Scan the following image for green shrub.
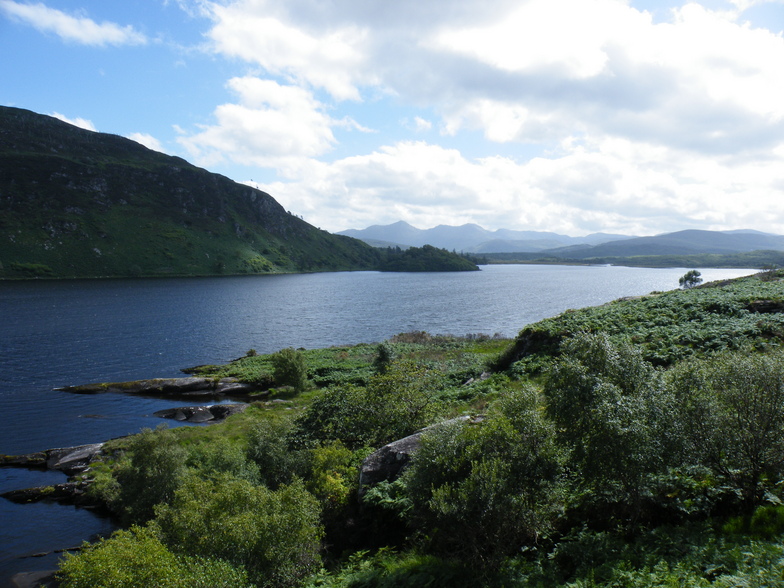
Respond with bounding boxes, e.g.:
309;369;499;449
246;418;309;489
111;426;188;525
294;360;440;449
401;386;563;567
669;349;784;507
272;347;309;392
543;333;677;523
57;525;251;588
155;473;323;588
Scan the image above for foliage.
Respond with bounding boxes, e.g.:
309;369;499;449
680;269;703;289
272;347;309;391
376;245;479;272
246;418;309;489
155;473;323;588
293;360;440;449
501;273;784;369
668;349;784;506
543;334;677;523
57;525;251;588
106;426;188;525
401;387;563;566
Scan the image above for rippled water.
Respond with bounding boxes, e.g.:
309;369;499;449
0;265;756;584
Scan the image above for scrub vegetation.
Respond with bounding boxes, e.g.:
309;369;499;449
57;271;784;587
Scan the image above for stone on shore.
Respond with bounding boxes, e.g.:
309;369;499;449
55;377;262;400
153;403;249;423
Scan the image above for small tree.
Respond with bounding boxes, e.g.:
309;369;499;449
271;347;308;392
679;269;702;289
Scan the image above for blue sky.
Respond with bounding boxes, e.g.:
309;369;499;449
2;0;784;236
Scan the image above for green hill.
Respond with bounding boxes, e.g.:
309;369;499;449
0;106;386;278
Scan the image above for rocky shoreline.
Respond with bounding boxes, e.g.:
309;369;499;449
2;375;262;508
55;376;263;400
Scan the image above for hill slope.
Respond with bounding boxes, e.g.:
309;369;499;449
0;106;382;278
546;229;784;259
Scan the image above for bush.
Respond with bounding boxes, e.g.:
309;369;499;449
155;473;323;588
294;360;440;449
272;347;309;392
401;387;563;567
246;418;309;489
543;333;677;523
57;525;251;588
111;426;188;525
669;349;784;507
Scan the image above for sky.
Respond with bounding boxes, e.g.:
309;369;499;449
2;0;784;237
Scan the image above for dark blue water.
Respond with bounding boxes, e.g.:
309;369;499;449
0;265;756;584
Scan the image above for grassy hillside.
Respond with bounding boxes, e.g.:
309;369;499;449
0;106;383;278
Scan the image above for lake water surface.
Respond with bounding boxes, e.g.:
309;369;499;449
0;265;756;584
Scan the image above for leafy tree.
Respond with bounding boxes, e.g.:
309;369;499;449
543;333;677;522
246;418;309;489
57;525;251;588
155;473;323;588
272;347;309;392
668;350;784;507
679;269;702;289
401;387;563;567
111;426;188;525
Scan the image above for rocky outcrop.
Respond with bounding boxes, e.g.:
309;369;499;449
56;377;263;400
1;443;108;508
2;481;94;507
747;299;784;313
1;442;104;476
358;416;483;495
153;403;249;423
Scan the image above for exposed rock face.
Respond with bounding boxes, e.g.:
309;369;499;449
56;377;263;400
1;443;104;476
153;403;249;423
358;416;482;495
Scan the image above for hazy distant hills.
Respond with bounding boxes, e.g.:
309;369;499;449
550;229;784;259
0;106;385;278
339;221;630;253
341;222;784;265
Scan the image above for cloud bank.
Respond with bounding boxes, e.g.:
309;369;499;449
0;1;147;46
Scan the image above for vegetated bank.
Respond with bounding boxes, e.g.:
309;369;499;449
9;271;784;587
0;106;476;278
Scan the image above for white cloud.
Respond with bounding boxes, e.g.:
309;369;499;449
192;0;784;235
206;1;368;100
256;135;784;236
177;76;338;169
0;1;147;46
50;112;97;131
128;132;165;153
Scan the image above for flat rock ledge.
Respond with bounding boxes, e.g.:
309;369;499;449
358;415;483;496
1;442;105;476
153;403;249;423
2;481;94;507
1;443;108;509
55;377;264;400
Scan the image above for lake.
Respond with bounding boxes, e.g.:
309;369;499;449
0;265;756;583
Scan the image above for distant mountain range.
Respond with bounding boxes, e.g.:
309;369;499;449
338;221;630;253
339;222;784;260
